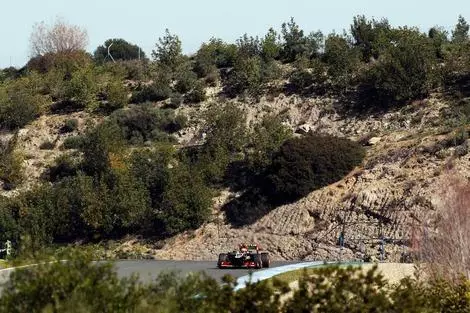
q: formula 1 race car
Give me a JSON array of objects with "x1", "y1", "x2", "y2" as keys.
[{"x1": 217, "y1": 244, "x2": 270, "y2": 269}]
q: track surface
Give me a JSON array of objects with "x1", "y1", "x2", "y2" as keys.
[{"x1": 114, "y1": 260, "x2": 297, "y2": 283}]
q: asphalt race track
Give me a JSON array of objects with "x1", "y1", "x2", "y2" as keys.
[{"x1": 114, "y1": 260, "x2": 297, "y2": 284}]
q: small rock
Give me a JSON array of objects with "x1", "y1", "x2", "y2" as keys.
[
  {"x1": 368, "y1": 137, "x2": 382, "y2": 145},
  {"x1": 295, "y1": 124, "x2": 312, "y2": 135}
]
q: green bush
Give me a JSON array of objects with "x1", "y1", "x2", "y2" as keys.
[
  {"x1": 62, "y1": 135, "x2": 85, "y2": 149},
  {"x1": 193, "y1": 38, "x2": 237, "y2": 77},
  {"x1": 110, "y1": 105, "x2": 184, "y2": 144},
  {"x1": 60, "y1": 118, "x2": 78, "y2": 133},
  {"x1": 26, "y1": 51, "x2": 92, "y2": 74},
  {"x1": 99, "y1": 79, "x2": 128, "y2": 113},
  {"x1": 44, "y1": 153, "x2": 79, "y2": 182},
  {"x1": 280, "y1": 17, "x2": 323, "y2": 62},
  {"x1": 156, "y1": 163, "x2": 212, "y2": 236},
  {"x1": 0, "y1": 135, "x2": 24, "y2": 188},
  {"x1": 185, "y1": 81, "x2": 206, "y2": 103},
  {"x1": 265, "y1": 134, "x2": 365, "y2": 203},
  {"x1": 56, "y1": 66, "x2": 98, "y2": 111},
  {"x1": 0, "y1": 75, "x2": 47, "y2": 130},
  {"x1": 39, "y1": 140, "x2": 55, "y2": 150},
  {"x1": 80, "y1": 121, "x2": 125, "y2": 177},
  {"x1": 93, "y1": 38, "x2": 146, "y2": 63},
  {"x1": 174, "y1": 66, "x2": 198, "y2": 94},
  {"x1": 359, "y1": 28, "x2": 437, "y2": 108},
  {"x1": 130, "y1": 146, "x2": 173, "y2": 208},
  {"x1": 130, "y1": 81, "x2": 171, "y2": 103}
]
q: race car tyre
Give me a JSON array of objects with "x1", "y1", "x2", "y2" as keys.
[
  {"x1": 218, "y1": 253, "x2": 228, "y2": 268},
  {"x1": 253, "y1": 254, "x2": 262, "y2": 269},
  {"x1": 261, "y1": 252, "x2": 270, "y2": 268}
]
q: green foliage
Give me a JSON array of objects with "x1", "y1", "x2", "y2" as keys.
[
  {"x1": 0, "y1": 253, "x2": 144, "y2": 313},
  {"x1": 26, "y1": 51, "x2": 92, "y2": 74},
  {"x1": 193, "y1": 38, "x2": 237, "y2": 77},
  {"x1": 44, "y1": 153, "x2": 79, "y2": 182},
  {"x1": 266, "y1": 134, "x2": 365, "y2": 203},
  {"x1": 130, "y1": 80, "x2": 172, "y2": 103},
  {"x1": 110, "y1": 105, "x2": 184, "y2": 144},
  {"x1": 3, "y1": 256, "x2": 470, "y2": 312},
  {"x1": 60, "y1": 118, "x2": 78, "y2": 133},
  {"x1": 62, "y1": 135, "x2": 85, "y2": 150},
  {"x1": 359, "y1": 28, "x2": 437, "y2": 108},
  {"x1": 0, "y1": 135, "x2": 24, "y2": 188},
  {"x1": 99, "y1": 78, "x2": 128, "y2": 113},
  {"x1": 130, "y1": 146, "x2": 173, "y2": 208},
  {"x1": 236, "y1": 34, "x2": 261, "y2": 58},
  {"x1": 185, "y1": 81, "x2": 206, "y2": 103},
  {"x1": 94, "y1": 38, "x2": 146, "y2": 63},
  {"x1": 281, "y1": 17, "x2": 323, "y2": 62},
  {"x1": 246, "y1": 115, "x2": 292, "y2": 174},
  {"x1": 174, "y1": 64, "x2": 198, "y2": 94},
  {"x1": 80, "y1": 121, "x2": 125, "y2": 177},
  {"x1": 56, "y1": 66, "x2": 98, "y2": 111},
  {"x1": 261, "y1": 28, "x2": 281, "y2": 61},
  {"x1": 350, "y1": 15, "x2": 391, "y2": 61},
  {"x1": 452, "y1": 15, "x2": 469, "y2": 43},
  {"x1": 0, "y1": 75, "x2": 48, "y2": 130},
  {"x1": 39, "y1": 140, "x2": 55, "y2": 150},
  {"x1": 152, "y1": 29, "x2": 184, "y2": 71},
  {"x1": 323, "y1": 33, "x2": 360, "y2": 88},
  {"x1": 157, "y1": 163, "x2": 212, "y2": 236}
]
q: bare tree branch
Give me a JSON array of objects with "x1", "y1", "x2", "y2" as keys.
[{"x1": 420, "y1": 172, "x2": 470, "y2": 282}]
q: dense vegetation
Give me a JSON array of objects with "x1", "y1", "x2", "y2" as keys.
[
  {"x1": 1, "y1": 254, "x2": 469, "y2": 312},
  {"x1": 0, "y1": 14, "x2": 469, "y2": 253}
]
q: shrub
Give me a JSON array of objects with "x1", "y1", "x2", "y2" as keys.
[
  {"x1": 110, "y1": 105, "x2": 183, "y2": 144},
  {"x1": 185, "y1": 81, "x2": 206, "y2": 103},
  {"x1": 0, "y1": 76, "x2": 47, "y2": 130},
  {"x1": 62, "y1": 135, "x2": 84, "y2": 149},
  {"x1": 60, "y1": 118, "x2": 78, "y2": 133},
  {"x1": 0, "y1": 135, "x2": 24, "y2": 188},
  {"x1": 174, "y1": 67, "x2": 198, "y2": 94},
  {"x1": 193, "y1": 38, "x2": 237, "y2": 77},
  {"x1": 93, "y1": 38, "x2": 146, "y2": 63},
  {"x1": 39, "y1": 140, "x2": 55, "y2": 150},
  {"x1": 130, "y1": 146, "x2": 174, "y2": 209},
  {"x1": 156, "y1": 163, "x2": 212, "y2": 236},
  {"x1": 265, "y1": 134, "x2": 365, "y2": 203},
  {"x1": 130, "y1": 81, "x2": 171, "y2": 103},
  {"x1": 55, "y1": 66, "x2": 98, "y2": 111},
  {"x1": 80, "y1": 121, "x2": 125, "y2": 177},
  {"x1": 167, "y1": 92, "x2": 183, "y2": 109},
  {"x1": 358, "y1": 28, "x2": 437, "y2": 108},
  {"x1": 44, "y1": 153, "x2": 79, "y2": 182},
  {"x1": 99, "y1": 79, "x2": 128, "y2": 113}
]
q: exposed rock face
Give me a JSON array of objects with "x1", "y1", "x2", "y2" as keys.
[{"x1": 151, "y1": 96, "x2": 470, "y2": 261}]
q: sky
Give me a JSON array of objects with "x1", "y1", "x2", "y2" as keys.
[{"x1": 0, "y1": 0, "x2": 468, "y2": 68}]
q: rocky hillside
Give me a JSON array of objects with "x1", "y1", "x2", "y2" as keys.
[
  {"x1": 4, "y1": 89, "x2": 467, "y2": 262},
  {"x1": 144, "y1": 94, "x2": 469, "y2": 261}
]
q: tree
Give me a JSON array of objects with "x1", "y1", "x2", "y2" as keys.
[
  {"x1": 350, "y1": 15, "x2": 391, "y2": 61},
  {"x1": 323, "y1": 33, "x2": 360, "y2": 86},
  {"x1": 452, "y1": 15, "x2": 469, "y2": 43},
  {"x1": 94, "y1": 38, "x2": 146, "y2": 63},
  {"x1": 152, "y1": 29, "x2": 184, "y2": 71},
  {"x1": 29, "y1": 17, "x2": 88, "y2": 57},
  {"x1": 261, "y1": 28, "x2": 281, "y2": 61},
  {"x1": 281, "y1": 18, "x2": 323, "y2": 62},
  {"x1": 360, "y1": 27, "x2": 437, "y2": 107}
]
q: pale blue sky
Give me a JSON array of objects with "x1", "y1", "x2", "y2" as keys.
[{"x1": 1, "y1": 0, "x2": 468, "y2": 68}]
